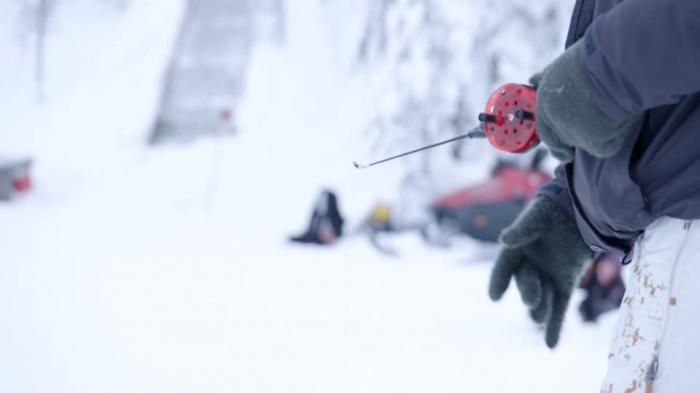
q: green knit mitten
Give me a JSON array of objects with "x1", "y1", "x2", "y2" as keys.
[
  {"x1": 489, "y1": 196, "x2": 594, "y2": 348},
  {"x1": 532, "y1": 40, "x2": 641, "y2": 162}
]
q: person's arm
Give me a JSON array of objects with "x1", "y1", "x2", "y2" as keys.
[{"x1": 584, "y1": 0, "x2": 700, "y2": 120}]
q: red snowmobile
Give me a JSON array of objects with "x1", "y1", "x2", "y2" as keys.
[{"x1": 430, "y1": 150, "x2": 551, "y2": 243}]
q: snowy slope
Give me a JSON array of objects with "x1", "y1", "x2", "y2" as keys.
[{"x1": 0, "y1": 1, "x2": 617, "y2": 393}]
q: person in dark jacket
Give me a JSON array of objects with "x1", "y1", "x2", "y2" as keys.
[
  {"x1": 289, "y1": 190, "x2": 344, "y2": 245},
  {"x1": 487, "y1": 1, "x2": 700, "y2": 391},
  {"x1": 578, "y1": 252, "x2": 625, "y2": 323}
]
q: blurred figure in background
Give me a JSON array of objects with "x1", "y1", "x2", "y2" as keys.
[
  {"x1": 289, "y1": 189, "x2": 344, "y2": 246},
  {"x1": 578, "y1": 253, "x2": 625, "y2": 323}
]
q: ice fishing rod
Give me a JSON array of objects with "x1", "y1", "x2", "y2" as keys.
[
  {"x1": 353, "y1": 128, "x2": 485, "y2": 169},
  {"x1": 353, "y1": 83, "x2": 539, "y2": 169}
]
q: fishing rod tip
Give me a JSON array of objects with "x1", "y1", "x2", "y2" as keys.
[{"x1": 353, "y1": 161, "x2": 368, "y2": 169}]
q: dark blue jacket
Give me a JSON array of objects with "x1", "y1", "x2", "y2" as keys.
[{"x1": 541, "y1": 0, "x2": 700, "y2": 256}]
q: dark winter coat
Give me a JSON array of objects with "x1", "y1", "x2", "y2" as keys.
[{"x1": 540, "y1": 0, "x2": 700, "y2": 258}]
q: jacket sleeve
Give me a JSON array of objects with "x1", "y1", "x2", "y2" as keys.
[{"x1": 583, "y1": 0, "x2": 700, "y2": 120}]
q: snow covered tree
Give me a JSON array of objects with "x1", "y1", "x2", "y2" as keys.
[
  {"x1": 356, "y1": 0, "x2": 571, "y2": 191},
  {"x1": 253, "y1": 0, "x2": 286, "y2": 44},
  {"x1": 101, "y1": 0, "x2": 131, "y2": 11},
  {"x1": 17, "y1": 0, "x2": 58, "y2": 102}
]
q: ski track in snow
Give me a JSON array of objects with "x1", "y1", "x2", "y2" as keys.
[{"x1": 0, "y1": 1, "x2": 616, "y2": 392}]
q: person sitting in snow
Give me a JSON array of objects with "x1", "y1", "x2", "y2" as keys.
[
  {"x1": 289, "y1": 189, "x2": 344, "y2": 245},
  {"x1": 488, "y1": 1, "x2": 700, "y2": 391},
  {"x1": 578, "y1": 252, "x2": 625, "y2": 323}
]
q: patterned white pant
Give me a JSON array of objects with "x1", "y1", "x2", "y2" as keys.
[{"x1": 600, "y1": 218, "x2": 700, "y2": 393}]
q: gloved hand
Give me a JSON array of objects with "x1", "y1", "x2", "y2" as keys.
[
  {"x1": 532, "y1": 40, "x2": 641, "y2": 162},
  {"x1": 488, "y1": 196, "x2": 594, "y2": 348}
]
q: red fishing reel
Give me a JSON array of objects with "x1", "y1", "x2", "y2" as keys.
[{"x1": 479, "y1": 83, "x2": 539, "y2": 153}]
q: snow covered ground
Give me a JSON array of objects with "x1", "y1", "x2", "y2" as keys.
[{"x1": 0, "y1": 1, "x2": 617, "y2": 392}]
